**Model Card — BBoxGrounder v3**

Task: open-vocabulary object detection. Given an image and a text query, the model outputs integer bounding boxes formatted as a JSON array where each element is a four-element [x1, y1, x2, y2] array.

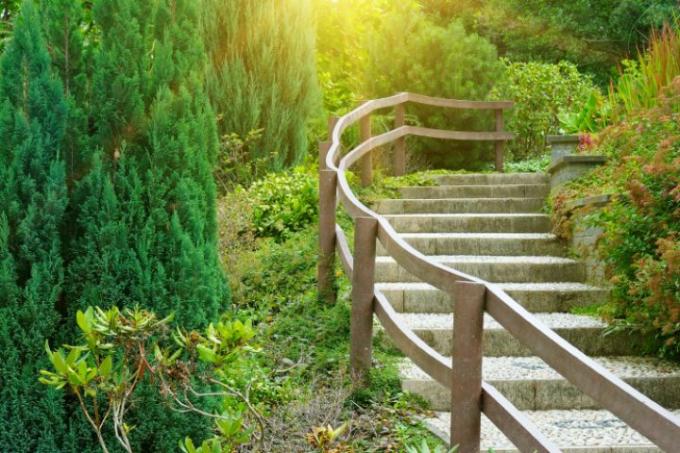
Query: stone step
[[432, 172, 549, 186], [373, 197, 545, 215], [424, 410, 678, 452], [384, 213, 553, 234], [375, 255, 586, 284], [395, 312, 640, 356], [400, 356, 680, 411], [376, 233, 565, 257], [376, 282, 607, 313], [398, 184, 550, 199]]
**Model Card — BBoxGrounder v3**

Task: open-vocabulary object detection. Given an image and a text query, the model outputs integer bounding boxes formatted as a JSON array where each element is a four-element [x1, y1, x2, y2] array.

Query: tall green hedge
[[0, 0, 230, 450], [0, 2, 71, 449], [204, 0, 319, 181]]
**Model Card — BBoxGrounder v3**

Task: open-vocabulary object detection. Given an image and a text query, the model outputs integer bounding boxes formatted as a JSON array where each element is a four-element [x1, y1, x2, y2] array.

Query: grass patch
[[220, 213, 448, 451]]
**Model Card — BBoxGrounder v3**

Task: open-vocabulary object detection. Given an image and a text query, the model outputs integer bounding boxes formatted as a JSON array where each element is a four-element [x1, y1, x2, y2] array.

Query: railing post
[[328, 116, 339, 143], [451, 281, 486, 453], [350, 216, 378, 387], [495, 109, 505, 173], [318, 167, 337, 304], [359, 114, 373, 187], [318, 116, 339, 304], [394, 104, 406, 176]]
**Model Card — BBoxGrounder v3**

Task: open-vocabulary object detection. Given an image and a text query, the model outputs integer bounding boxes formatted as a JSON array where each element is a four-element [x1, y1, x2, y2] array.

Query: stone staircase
[[372, 172, 680, 452]]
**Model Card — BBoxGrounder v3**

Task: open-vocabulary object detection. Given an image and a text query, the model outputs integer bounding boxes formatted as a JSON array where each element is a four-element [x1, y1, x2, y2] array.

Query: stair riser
[[399, 184, 550, 199], [380, 287, 607, 313], [411, 328, 640, 357], [374, 198, 545, 214], [375, 261, 586, 283], [403, 376, 680, 411], [385, 215, 553, 233], [376, 237, 565, 257], [433, 173, 549, 186]]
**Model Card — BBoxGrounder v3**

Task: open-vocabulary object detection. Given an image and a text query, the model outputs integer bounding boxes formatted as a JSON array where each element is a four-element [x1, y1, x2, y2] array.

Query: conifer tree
[[67, 0, 227, 448], [204, 0, 320, 175], [43, 0, 91, 182], [69, 0, 226, 326], [0, 1, 70, 450]]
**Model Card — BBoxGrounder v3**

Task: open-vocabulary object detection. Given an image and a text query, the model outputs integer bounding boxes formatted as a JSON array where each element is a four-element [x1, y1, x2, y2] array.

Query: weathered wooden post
[[451, 281, 486, 452], [317, 116, 339, 303], [350, 216, 378, 387], [394, 103, 406, 176], [359, 113, 373, 187], [495, 109, 505, 173]]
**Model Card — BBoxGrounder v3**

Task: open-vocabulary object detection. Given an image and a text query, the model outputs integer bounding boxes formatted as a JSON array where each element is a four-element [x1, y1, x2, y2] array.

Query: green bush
[[250, 168, 318, 241], [429, 0, 678, 85], [364, 2, 503, 169], [489, 60, 598, 159]]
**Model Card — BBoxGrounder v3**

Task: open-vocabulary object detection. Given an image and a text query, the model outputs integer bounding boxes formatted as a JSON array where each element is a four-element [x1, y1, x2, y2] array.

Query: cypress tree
[[0, 1, 70, 450], [67, 1, 228, 445], [69, 0, 226, 328], [43, 0, 91, 182], [204, 0, 320, 176]]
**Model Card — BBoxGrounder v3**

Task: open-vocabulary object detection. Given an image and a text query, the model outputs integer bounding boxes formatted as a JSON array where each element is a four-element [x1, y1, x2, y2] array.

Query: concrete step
[[376, 282, 607, 314], [399, 184, 550, 199], [373, 197, 545, 215], [375, 255, 586, 284], [432, 172, 549, 186], [400, 356, 680, 411], [384, 213, 553, 234], [424, 410, 678, 452], [395, 312, 640, 356], [376, 233, 566, 257]]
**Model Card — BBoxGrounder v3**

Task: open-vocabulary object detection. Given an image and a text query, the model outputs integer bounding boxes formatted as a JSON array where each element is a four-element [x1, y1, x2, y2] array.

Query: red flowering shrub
[[551, 78, 680, 359]]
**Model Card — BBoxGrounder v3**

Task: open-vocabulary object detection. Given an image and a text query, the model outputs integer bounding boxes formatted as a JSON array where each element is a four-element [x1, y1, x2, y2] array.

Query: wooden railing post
[[451, 281, 486, 452], [394, 104, 406, 176], [350, 216, 378, 387], [318, 166, 337, 304], [318, 116, 339, 303], [359, 114, 373, 187], [495, 109, 505, 173], [328, 116, 339, 143]]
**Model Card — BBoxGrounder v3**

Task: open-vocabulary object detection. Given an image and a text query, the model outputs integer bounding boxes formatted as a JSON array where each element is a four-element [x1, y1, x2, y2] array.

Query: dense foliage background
[[0, 0, 678, 450]]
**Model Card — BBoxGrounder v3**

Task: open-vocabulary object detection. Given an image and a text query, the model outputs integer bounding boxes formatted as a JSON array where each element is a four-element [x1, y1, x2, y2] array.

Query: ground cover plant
[[215, 174, 451, 451]]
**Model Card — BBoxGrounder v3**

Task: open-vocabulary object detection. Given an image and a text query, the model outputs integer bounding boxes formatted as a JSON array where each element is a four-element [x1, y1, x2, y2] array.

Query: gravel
[[397, 312, 607, 331], [424, 410, 680, 452], [400, 356, 680, 381]]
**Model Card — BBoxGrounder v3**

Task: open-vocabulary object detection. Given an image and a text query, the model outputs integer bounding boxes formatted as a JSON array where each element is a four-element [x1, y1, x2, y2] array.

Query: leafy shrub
[[250, 168, 318, 241], [551, 78, 680, 359], [489, 60, 599, 159], [41, 306, 257, 453]]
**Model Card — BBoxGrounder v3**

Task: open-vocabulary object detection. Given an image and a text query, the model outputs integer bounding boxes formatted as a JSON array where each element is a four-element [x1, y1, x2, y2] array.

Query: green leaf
[[76, 310, 90, 333], [196, 344, 218, 364], [99, 356, 113, 378]]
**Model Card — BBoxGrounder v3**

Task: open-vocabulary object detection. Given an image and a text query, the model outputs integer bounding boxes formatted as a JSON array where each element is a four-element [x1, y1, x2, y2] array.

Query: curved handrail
[[323, 93, 680, 450]]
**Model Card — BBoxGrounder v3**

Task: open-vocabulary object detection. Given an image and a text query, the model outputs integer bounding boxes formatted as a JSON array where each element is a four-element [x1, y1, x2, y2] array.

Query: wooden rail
[[317, 92, 680, 452]]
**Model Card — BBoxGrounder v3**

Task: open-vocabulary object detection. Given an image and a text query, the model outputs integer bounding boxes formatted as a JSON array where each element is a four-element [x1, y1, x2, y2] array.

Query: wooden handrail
[[318, 93, 680, 451]]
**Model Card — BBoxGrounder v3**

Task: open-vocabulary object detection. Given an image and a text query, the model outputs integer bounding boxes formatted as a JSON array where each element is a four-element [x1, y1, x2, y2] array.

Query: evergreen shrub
[[364, 2, 502, 169], [489, 60, 598, 159]]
